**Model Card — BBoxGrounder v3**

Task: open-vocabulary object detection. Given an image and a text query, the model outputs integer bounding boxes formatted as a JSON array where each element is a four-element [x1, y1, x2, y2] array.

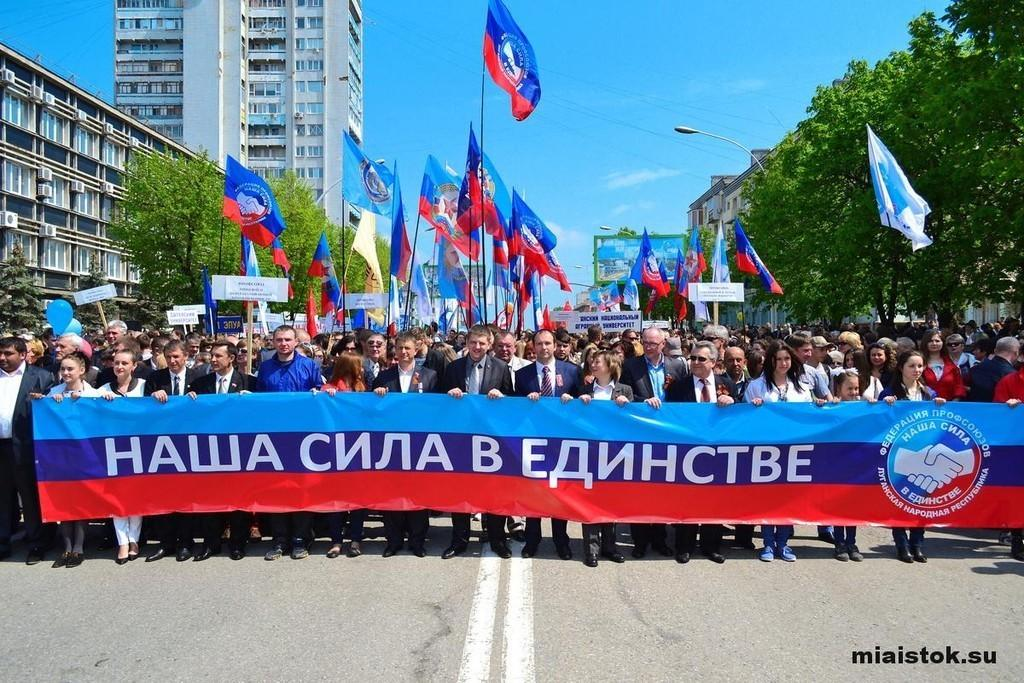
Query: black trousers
[[450, 513, 507, 547], [630, 523, 668, 551], [524, 517, 569, 551], [198, 512, 251, 552], [383, 511, 429, 550], [733, 524, 755, 545], [0, 439, 54, 551], [582, 523, 618, 557], [673, 523, 724, 555], [153, 513, 198, 552], [270, 512, 313, 548], [326, 509, 367, 544]]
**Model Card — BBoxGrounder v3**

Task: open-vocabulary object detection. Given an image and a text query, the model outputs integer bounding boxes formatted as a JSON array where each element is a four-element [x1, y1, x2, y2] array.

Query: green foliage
[[741, 0, 1024, 325], [0, 243, 43, 333]]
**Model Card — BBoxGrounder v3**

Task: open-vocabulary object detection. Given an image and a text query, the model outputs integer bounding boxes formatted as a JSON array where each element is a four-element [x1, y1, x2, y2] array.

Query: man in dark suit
[[618, 325, 688, 558], [664, 341, 739, 564], [0, 337, 57, 564], [142, 339, 203, 562], [372, 332, 440, 557], [362, 332, 387, 386], [966, 336, 1019, 403], [186, 341, 256, 561], [514, 329, 581, 560], [441, 325, 514, 559], [722, 344, 755, 549]]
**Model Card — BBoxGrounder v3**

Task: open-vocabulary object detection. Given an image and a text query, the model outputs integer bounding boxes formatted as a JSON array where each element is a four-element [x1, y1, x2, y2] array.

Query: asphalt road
[[1, 521, 1021, 682]]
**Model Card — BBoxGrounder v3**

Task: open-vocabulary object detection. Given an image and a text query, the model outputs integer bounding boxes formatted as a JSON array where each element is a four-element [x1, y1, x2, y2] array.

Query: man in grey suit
[[441, 325, 515, 559]]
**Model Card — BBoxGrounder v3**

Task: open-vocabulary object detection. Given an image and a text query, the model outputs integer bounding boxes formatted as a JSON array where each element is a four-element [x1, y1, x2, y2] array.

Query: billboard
[[593, 233, 684, 285]]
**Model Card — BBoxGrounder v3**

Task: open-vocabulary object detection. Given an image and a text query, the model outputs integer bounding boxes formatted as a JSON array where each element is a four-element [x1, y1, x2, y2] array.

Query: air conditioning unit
[[1, 69, 15, 84], [77, 111, 89, 122], [129, 138, 142, 148], [31, 86, 44, 102], [103, 182, 116, 194], [71, 180, 86, 193], [37, 167, 53, 182], [36, 184, 53, 199], [104, 123, 115, 135], [1, 212, 17, 228], [43, 93, 56, 107], [294, 112, 304, 119], [39, 225, 57, 238]]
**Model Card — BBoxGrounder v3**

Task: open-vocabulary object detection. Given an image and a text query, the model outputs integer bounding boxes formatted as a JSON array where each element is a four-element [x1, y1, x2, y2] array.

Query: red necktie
[[700, 378, 711, 403]]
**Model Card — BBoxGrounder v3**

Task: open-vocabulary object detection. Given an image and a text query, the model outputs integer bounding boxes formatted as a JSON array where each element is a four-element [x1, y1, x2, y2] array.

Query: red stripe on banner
[[36, 472, 1024, 528]]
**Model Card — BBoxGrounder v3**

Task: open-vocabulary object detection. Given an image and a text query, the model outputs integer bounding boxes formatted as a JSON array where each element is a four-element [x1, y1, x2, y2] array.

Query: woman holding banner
[[324, 353, 369, 559]]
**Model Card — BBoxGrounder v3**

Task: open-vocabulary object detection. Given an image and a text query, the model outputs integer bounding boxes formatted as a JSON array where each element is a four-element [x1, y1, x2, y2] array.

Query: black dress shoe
[[601, 551, 625, 563], [229, 549, 245, 561], [176, 548, 193, 562], [491, 543, 512, 559], [704, 551, 726, 564], [910, 547, 927, 563], [346, 542, 362, 558], [52, 552, 70, 568], [115, 556, 129, 566], [897, 547, 913, 563], [675, 552, 690, 564], [631, 547, 646, 559], [66, 552, 84, 568], [442, 543, 467, 559], [193, 547, 215, 562], [556, 546, 573, 561], [584, 554, 598, 567], [652, 542, 674, 557], [521, 545, 537, 559], [383, 545, 401, 558], [25, 547, 45, 565], [145, 548, 169, 563], [0, 549, 11, 561]]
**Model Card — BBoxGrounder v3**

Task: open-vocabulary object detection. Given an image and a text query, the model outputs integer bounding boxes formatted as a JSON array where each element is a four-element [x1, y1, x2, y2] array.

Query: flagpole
[[404, 212, 423, 328], [340, 199, 349, 334], [386, 169, 398, 333], [478, 70, 490, 327]]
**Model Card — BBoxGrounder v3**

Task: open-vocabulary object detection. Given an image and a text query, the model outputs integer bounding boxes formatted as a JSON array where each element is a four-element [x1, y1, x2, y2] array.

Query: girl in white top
[[99, 349, 147, 562], [44, 351, 100, 568]]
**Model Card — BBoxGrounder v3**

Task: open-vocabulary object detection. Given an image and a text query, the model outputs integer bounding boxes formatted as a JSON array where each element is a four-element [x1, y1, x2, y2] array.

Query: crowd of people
[[1, 314, 1023, 569]]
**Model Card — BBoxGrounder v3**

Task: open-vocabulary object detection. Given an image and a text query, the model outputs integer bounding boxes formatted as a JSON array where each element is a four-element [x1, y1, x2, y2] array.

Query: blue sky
[[2, 0, 947, 306]]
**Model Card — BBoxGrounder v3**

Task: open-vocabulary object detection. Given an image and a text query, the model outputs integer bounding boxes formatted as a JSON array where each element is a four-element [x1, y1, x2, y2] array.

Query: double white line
[[457, 546, 535, 683]]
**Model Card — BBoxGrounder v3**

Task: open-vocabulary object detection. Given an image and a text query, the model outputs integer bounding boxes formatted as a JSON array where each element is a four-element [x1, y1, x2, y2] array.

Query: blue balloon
[[64, 318, 83, 336], [46, 299, 73, 335]]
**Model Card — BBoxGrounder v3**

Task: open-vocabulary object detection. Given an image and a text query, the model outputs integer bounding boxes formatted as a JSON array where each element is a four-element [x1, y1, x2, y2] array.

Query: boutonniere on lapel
[[412, 371, 421, 385], [716, 383, 731, 397], [663, 374, 674, 391], [555, 374, 565, 388]]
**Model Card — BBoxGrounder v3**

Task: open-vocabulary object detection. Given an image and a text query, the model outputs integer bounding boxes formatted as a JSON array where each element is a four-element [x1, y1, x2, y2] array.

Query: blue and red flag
[[734, 218, 783, 295], [483, 0, 541, 121], [540, 250, 571, 292], [493, 234, 511, 292], [271, 237, 294, 299], [342, 132, 394, 218], [307, 231, 343, 317], [389, 169, 413, 284], [629, 229, 670, 298], [511, 189, 556, 276], [419, 155, 479, 259], [456, 125, 502, 241], [223, 155, 286, 247], [673, 246, 687, 321]]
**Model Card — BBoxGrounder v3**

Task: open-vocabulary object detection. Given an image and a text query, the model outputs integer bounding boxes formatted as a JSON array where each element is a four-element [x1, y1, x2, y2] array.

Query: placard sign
[[691, 282, 745, 302], [212, 275, 290, 303], [72, 284, 117, 306], [551, 310, 642, 333], [166, 309, 199, 326]]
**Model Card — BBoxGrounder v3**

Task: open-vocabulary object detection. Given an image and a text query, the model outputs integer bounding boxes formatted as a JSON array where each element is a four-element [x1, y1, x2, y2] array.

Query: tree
[[74, 254, 119, 335], [0, 243, 43, 333]]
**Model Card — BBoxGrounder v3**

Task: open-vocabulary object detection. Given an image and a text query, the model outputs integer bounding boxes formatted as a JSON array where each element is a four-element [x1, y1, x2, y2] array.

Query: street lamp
[[674, 126, 767, 173]]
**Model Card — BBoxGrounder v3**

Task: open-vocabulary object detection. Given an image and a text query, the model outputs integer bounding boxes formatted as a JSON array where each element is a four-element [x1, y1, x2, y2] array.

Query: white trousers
[[112, 516, 142, 545]]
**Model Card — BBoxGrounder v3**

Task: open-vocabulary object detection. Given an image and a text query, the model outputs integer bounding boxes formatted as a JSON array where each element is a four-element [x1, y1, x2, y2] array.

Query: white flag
[[867, 125, 932, 251]]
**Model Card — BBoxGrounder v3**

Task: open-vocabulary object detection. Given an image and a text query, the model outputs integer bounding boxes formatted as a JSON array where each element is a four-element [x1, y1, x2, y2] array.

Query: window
[[45, 178, 68, 208], [105, 251, 124, 279], [307, 123, 324, 136], [3, 161, 32, 197], [296, 16, 323, 29], [74, 127, 100, 157], [250, 81, 282, 97], [294, 59, 323, 71], [295, 102, 323, 114], [74, 190, 98, 216], [2, 91, 30, 128], [306, 145, 323, 157], [295, 38, 323, 50], [249, 102, 282, 114], [306, 79, 323, 93], [77, 246, 95, 274], [103, 141, 125, 168], [39, 110, 66, 144], [296, 167, 323, 179], [294, 124, 305, 136], [41, 239, 69, 270], [3, 231, 37, 264]]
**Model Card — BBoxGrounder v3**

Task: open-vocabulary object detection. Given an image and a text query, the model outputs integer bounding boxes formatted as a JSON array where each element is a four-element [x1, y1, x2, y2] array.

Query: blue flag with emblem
[[342, 132, 394, 217]]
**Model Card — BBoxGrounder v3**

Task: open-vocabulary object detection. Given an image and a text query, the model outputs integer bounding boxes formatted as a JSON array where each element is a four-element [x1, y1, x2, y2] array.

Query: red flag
[[305, 287, 320, 338], [541, 305, 552, 331]]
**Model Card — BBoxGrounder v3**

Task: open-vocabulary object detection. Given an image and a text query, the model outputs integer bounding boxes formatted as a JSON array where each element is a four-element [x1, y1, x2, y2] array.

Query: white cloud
[[610, 200, 655, 216], [546, 220, 590, 252], [603, 168, 681, 190]]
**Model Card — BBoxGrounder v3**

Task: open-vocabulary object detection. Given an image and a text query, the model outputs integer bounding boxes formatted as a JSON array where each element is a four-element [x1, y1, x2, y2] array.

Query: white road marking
[[457, 548, 502, 683], [502, 552, 536, 683]]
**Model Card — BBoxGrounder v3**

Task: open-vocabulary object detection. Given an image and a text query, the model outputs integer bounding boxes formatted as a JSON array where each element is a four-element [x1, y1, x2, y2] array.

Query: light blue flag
[[411, 262, 433, 322], [866, 125, 932, 251], [623, 278, 639, 310], [342, 132, 394, 217], [711, 223, 729, 284]]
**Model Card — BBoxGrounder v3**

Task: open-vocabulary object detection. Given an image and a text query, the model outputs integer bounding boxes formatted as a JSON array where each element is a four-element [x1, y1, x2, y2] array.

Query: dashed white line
[[501, 552, 535, 683], [457, 547, 502, 683]]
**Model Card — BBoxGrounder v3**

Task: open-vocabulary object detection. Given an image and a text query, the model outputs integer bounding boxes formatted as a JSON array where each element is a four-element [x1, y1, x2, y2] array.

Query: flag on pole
[[673, 247, 687, 321], [352, 211, 386, 324], [307, 231, 343, 317], [387, 275, 402, 329], [419, 155, 479, 259], [389, 168, 412, 283], [410, 261, 433, 322], [438, 239, 475, 324], [455, 125, 490, 246], [680, 227, 709, 321], [483, 0, 541, 121], [711, 223, 729, 283], [623, 278, 639, 310], [305, 287, 320, 338], [540, 250, 571, 292], [734, 218, 783, 294], [222, 155, 286, 247], [240, 235, 270, 335], [201, 266, 217, 335], [541, 305, 553, 331], [629, 229, 671, 298], [342, 132, 394, 217], [511, 190, 557, 275], [866, 125, 932, 251], [270, 237, 293, 299]]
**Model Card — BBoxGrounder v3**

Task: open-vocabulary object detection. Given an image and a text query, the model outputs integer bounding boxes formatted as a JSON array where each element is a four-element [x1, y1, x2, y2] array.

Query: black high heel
[[115, 556, 129, 565]]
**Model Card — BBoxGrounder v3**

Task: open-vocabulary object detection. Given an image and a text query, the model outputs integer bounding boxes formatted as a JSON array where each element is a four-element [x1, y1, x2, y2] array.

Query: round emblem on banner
[[644, 253, 660, 278], [234, 183, 272, 226], [520, 223, 541, 250], [878, 407, 990, 518], [498, 34, 528, 86], [360, 160, 391, 204]]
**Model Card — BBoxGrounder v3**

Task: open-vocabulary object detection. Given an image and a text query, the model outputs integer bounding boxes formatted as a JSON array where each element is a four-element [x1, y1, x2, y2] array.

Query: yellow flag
[[351, 211, 385, 323]]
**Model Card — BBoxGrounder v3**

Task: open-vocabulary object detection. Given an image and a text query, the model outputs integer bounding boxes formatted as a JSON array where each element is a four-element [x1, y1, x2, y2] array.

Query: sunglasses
[[948, 342, 963, 347], [689, 355, 712, 363]]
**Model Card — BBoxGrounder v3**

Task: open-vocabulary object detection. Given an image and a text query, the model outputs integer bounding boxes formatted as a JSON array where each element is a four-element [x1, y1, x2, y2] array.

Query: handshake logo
[[892, 444, 975, 494]]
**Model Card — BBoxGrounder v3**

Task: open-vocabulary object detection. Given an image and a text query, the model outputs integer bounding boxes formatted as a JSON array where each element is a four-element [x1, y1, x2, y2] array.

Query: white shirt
[[215, 371, 234, 394], [170, 369, 188, 396], [692, 374, 716, 403], [0, 362, 27, 439], [398, 364, 416, 393], [535, 359, 557, 396], [47, 382, 101, 398], [98, 379, 146, 397], [744, 376, 813, 403], [592, 380, 615, 401]]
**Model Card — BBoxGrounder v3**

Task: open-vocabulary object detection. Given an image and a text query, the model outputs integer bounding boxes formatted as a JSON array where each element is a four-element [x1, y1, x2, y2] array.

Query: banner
[[32, 395, 1024, 526], [551, 310, 641, 334]]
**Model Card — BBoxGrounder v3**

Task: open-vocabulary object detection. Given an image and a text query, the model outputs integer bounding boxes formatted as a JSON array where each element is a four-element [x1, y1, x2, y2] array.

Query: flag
[[419, 155, 480, 259], [222, 155, 286, 247], [270, 237, 294, 299], [711, 223, 729, 283], [866, 125, 932, 251], [541, 305, 552, 331], [596, 282, 621, 312], [389, 168, 412, 283], [483, 0, 541, 121], [411, 261, 433, 322], [511, 189, 557, 275], [734, 218, 783, 295], [342, 132, 394, 217], [305, 287, 320, 338], [352, 211, 386, 324], [438, 238, 475, 323], [673, 247, 687, 321], [201, 266, 217, 335], [623, 278, 639, 309], [307, 231, 342, 317], [239, 235, 270, 335], [493, 234, 511, 292], [629, 229, 671, 298], [387, 275, 401, 328], [540, 250, 571, 292], [679, 227, 709, 321], [455, 125, 496, 243]]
